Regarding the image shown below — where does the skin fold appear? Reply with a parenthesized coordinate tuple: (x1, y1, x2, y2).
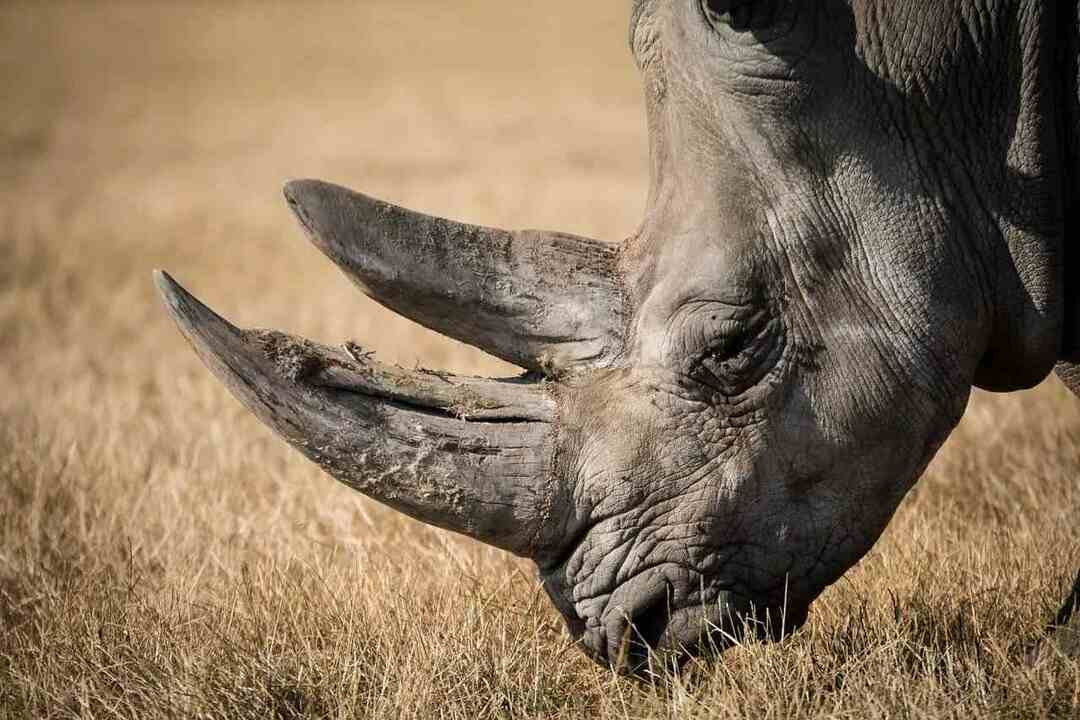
(157, 1, 1080, 675)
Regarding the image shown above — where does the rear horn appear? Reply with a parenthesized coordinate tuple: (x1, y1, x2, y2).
(283, 179, 625, 376)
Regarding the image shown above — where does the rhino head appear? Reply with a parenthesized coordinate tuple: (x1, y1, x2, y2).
(157, 1, 1079, 673)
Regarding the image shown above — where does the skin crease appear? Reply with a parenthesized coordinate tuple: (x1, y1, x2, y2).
(157, 0, 1077, 676)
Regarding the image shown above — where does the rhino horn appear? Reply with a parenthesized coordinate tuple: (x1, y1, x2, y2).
(282, 179, 625, 376)
(154, 270, 558, 558)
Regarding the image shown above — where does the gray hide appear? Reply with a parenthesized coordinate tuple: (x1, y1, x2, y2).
(157, 0, 1080, 674)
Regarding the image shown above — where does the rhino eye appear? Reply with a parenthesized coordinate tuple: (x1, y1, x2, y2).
(701, 0, 755, 30)
(700, 0, 784, 32)
(688, 316, 780, 397)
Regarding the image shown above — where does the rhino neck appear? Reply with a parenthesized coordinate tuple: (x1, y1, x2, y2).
(917, 0, 1066, 392)
(950, 0, 1065, 391)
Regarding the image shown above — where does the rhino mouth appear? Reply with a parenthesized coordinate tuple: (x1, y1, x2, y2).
(582, 588, 809, 675)
(542, 550, 810, 674)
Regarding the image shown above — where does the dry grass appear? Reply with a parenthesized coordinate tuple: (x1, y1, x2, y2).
(1, 1, 1078, 717)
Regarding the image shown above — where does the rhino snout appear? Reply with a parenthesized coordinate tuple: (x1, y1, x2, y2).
(578, 586, 808, 676)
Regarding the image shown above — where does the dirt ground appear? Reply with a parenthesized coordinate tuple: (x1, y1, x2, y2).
(1, 2, 1078, 717)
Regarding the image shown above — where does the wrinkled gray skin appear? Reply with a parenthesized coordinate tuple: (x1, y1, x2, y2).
(157, 1, 1080, 674)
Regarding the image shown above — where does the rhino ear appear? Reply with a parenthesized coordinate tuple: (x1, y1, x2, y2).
(1055, 5, 1080, 395)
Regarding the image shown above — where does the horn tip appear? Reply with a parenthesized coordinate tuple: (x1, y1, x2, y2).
(282, 178, 340, 209)
(153, 269, 241, 344)
(282, 179, 337, 248)
(282, 178, 312, 203)
(153, 268, 186, 316)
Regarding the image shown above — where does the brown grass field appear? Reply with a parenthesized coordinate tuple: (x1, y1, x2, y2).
(1, 2, 1079, 717)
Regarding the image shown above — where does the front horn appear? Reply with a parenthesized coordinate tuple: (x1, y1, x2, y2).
(154, 271, 562, 559)
(283, 179, 625, 376)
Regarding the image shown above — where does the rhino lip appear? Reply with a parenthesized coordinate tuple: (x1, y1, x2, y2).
(578, 575, 809, 674)
(606, 599, 806, 675)
(593, 595, 748, 675)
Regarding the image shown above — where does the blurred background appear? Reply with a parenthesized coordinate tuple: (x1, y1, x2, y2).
(2, 0, 645, 372)
(1, 2, 1077, 716)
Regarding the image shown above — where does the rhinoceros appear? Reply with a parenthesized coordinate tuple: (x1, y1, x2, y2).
(156, 0, 1080, 673)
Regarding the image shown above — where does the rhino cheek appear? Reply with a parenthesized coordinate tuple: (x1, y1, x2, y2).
(755, 351, 972, 601)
